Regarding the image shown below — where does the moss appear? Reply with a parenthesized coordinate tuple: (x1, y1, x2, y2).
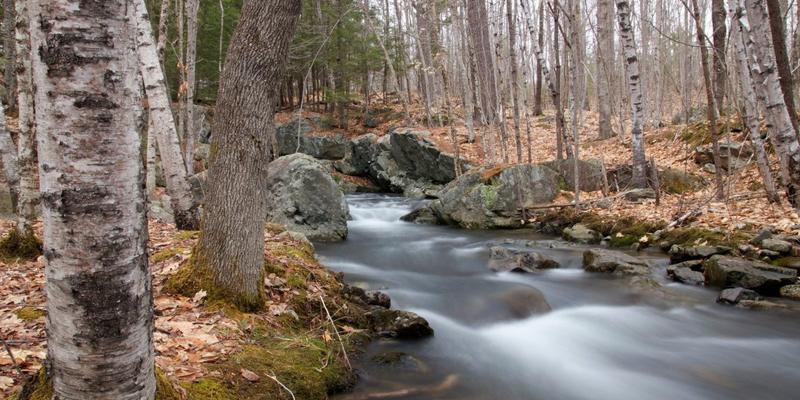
(155, 368, 181, 400)
(163, 250, 265, 313)
(15, 369, 51, 400)
(0, 228, 42, 261)
(480, 184, 499, 209)
(175, 230, 200, 241)
(772, 257, 800, 268)
(609, 234, 639, 248)
(661, 227, 750, 248)
(180, 379, 236, 400)
(151, 247, 188, 263)
(14, 306, 45, 322)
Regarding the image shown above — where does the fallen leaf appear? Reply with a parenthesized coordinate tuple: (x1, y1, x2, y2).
(240, 368, 260, 382)
(192, 290, 207, 304)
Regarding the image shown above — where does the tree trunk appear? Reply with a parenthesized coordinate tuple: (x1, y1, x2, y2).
(467, 0, 500, 155)
(184, 0, 199, 175)
(193, 0, 301, 311)
(616, 0, 648, 188)
(532, 0, 544, 116)
(29, 0, 155, 398)
(597, 0, 615, 138)
(691, 0, 726, 199)
(764, 0, 799, 135)
(157, 0, 170, 64)
(134, 0, 200, 230)
(13, 0, 37, 235)
(0, 100, 19, 212)
(431, 0, 462, 176)
(729, 0, 780, 202)
(507, 0, 522, 163)
(711, 0, 728, 113)
(3, 0, 15, 111)
(740, 0, 800, 207)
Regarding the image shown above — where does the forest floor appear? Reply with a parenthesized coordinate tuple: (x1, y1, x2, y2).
(0, 220, 366, 399)
(278, 93, 800, 235)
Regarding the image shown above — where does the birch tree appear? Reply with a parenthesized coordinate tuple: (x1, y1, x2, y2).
(29, 0, 156, 398)
(739, 0, 800, 207)
(190, 0, 301, 310)
(616, 0, 648, 188)
(3, 0, 14, 111)
(507, 0, 523, 162)
(185, 0, 200, 175)
(597, 0, 615, 138)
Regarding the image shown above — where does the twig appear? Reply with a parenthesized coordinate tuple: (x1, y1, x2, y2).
(1, 338, 23, 376)
(266, 372, 296, 400)
(319, 295, 351, 370)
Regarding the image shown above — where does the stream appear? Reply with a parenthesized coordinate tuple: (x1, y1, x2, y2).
(316, 194, 800, 400)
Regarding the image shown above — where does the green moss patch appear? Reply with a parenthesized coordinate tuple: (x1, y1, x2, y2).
(14, 306, 45, 322)
(535, 208, 666, 246)
(0, 228, 42, 261)
(14, 369, 51, 400)
(660, 227, 750, 249)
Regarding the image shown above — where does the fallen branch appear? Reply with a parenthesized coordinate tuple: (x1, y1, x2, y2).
(319, 294, 351, 370)
(266, 372, 296, 400)
(1, 338, 23, 376)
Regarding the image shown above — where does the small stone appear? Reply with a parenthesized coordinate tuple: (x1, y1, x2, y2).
(702, 163, 717, 174)
(624, 188, 657, 202)
(240, 369, 260, 382)
(717, 287, 761, 305)
(563, 224, 602, 244)
(365, 291, 391, 308)
(489, 246, 560, 272)
(749, 228, 774, 246)
(666, 265, 705, 285)
(760, 238, 793, 254)
(758, 249, 781, 259)
(779, 285, 800, 301)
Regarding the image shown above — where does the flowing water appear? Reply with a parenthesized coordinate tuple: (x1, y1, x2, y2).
(316, 194, 800, 400)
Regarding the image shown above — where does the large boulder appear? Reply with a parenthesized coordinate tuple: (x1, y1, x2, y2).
(693, 141, 753, 171)
(389, 128, 469, 184)
(496, 286, 552, 318)
(582, 249, 651, 276)
(367, 308, 434, 339)
(542, 158, 605, 192)
(703, 255, 797, 295)
(266, 154, 349, 241)
(275, 119, 348, 160)
(406, 165, 560, 229)
(489, 246, 560, 273)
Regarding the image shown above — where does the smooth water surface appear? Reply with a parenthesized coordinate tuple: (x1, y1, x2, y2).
(316, 194, 800, 400)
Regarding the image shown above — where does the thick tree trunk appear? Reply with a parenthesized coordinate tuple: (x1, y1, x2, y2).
(13, 0, 37, 235)
(764, 0, 799, 135)
(729, 0, 779, 202)
(507, 0, 523, 163)
(597, 0, 615, 138)
(533, 0, 544, 116)
(29, 1, 155, 398)
(184, 0, 199, 175)
(691, 0, 726, 199)
(3, 0, 15, 111)
(740, 0, 800, 207)
(616, 0, 648, 188)
(466, 0, 500, 134)
(134, 0, 200, 230)
(193, 0, 301, 310)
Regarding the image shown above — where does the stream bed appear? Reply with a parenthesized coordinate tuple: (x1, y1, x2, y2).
(316, 194, 800, 400)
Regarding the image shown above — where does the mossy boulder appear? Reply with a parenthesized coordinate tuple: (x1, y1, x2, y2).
(404, 164, 560, 229)
(542, 158, 606, 192)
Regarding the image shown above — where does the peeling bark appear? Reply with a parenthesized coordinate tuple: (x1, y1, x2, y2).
(134, 0, 200, 230)
(29, 0, 155, 398)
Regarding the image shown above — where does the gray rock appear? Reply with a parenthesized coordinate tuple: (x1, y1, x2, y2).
(760, 238, 793, 254)
(367, 308, 434, 339)
(408, 165, 560, 229)
(489, 246, 560, 273)
(275, 119, 348, 160)
(624, 188, 657, 201)
(717, 287, 762, 305)
(266, 154, 349, 241)
(702, 163, 717, 174)
(666, 266, 705, 285)
(400, 206, 440, 225)
(703, 255, 797, 295)
(496, 286, 552, 318)
(389, 128, 470, 184)
(758, 249, 781, 259)
(542, 158, 605, 192)
(275, 230, 315, 251)
(365, 291, 391, 308)
(187, 171, 207, 205)
(563, 224, 602, 244)
(779, 285, 800, 301)
(583, 249, 651, 276)
(669, 244, 731, 263)
(749, 228, 774, 246)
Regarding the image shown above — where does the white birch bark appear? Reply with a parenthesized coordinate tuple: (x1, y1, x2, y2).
(13, 0, 37, 234)
(739, 0, 800, 207)
(0, 101, 19, 212)
(185, 0, 199, 175)
(134, 0, 200, 229)
(616, 0, 648, 188)
(29, 0, 155, 398)
(729, 0, 779, 202)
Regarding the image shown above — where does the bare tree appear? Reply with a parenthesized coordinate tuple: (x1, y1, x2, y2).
(30, 0, 155, 398)
(135, 0, 200, 230)
(185, 0, 200, 175)
(764, 0, 799, 134)
(616, 0, 648, 188)
(711, 0, 727, 112)
(739, 0, 800, 207)
(3, 0, 14, 111)
(598, 0, 615, 138)
(507, 0, 523, 162)
(192, 0, 301, 310)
